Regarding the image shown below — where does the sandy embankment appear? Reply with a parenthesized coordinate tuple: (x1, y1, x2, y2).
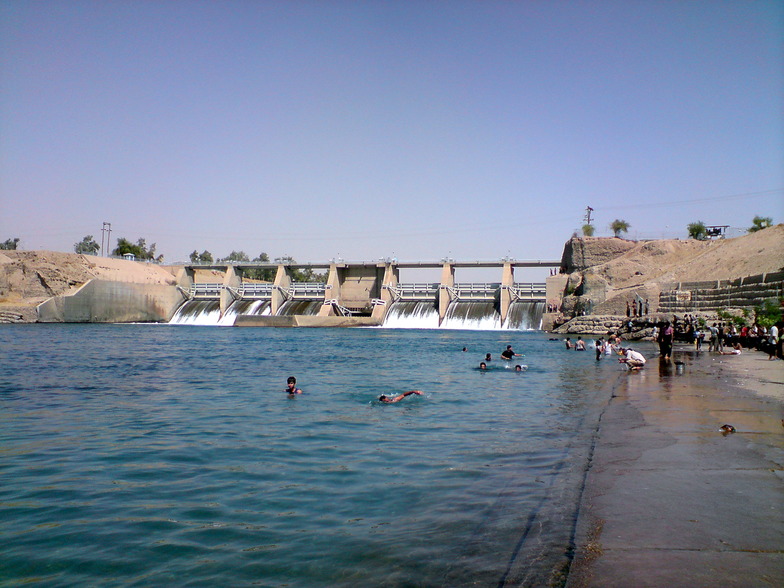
(0, 252, 180, 321)
(567, 347, 784, 587)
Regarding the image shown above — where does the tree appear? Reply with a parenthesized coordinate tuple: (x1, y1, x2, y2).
(0, 237, 20, 250)
(247, 252, 275, 281)
(687, 221, 707, 241)
(753, 298, 783, 328)
(581, 224, 595, 237)
(74, 235, 100, 255)
(274, 255, 327, 282)
(748, 215, 773, 233)
(112, 237, 163, 262)
(189, 250, 213, 263)
(219, 251, 249, 263)
(610, 219, 630, 238)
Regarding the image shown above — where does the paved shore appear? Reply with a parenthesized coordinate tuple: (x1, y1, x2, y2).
(567, 346, 784, 587)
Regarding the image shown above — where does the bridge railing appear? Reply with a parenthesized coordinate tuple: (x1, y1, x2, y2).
(508, 283, 547, 299)
(240, 283, 275, 298)
(388, 283, 440, 300)
(290, 282, 326, 298)
(452, 282, 502, 299)
(191, 283, 224, 298)
(189, 281, 327, 300)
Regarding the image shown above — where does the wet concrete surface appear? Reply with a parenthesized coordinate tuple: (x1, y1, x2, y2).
(567, 347, 784, 587)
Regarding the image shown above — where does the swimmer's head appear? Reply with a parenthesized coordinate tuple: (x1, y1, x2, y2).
(515, 364, 522, 371)
(479, 362, 487, 369)
(378, 395, 388, 401)
(287, 376, 296, 385)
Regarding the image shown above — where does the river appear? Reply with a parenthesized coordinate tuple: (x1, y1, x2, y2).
(0, 324, 637, 586)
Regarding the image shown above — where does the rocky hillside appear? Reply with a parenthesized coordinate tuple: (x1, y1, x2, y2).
(557, 224, 784, 317)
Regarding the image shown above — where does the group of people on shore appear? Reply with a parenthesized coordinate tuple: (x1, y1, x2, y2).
(562, 315, 781, 372)
(660, 315, 782, 359)
(563, 333, 647, 370)
(657, 316, 782, 360)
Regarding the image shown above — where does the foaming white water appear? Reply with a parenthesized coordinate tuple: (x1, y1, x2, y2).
(441, 312, 503, 330)
(218, 300, 270, 326)
(383, 301, 543, 330)
(170, 300, 222, 325)
(169, 300, 270, 326)
(383, 301, 439, 329)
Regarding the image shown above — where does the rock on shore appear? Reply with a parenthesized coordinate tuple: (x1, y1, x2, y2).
(552, 225, 784, 334)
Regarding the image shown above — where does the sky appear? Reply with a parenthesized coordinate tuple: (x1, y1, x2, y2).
(1, 0, 782, 277)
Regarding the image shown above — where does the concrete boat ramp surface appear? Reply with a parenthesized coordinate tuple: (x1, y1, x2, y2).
(567, 348, 783, 587)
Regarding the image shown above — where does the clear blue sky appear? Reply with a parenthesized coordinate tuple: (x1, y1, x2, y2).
(1, 0, 782, 268)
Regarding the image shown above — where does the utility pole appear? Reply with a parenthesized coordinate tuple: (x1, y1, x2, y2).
(101, 222, 112, 256)
(583, 206, 593, 226)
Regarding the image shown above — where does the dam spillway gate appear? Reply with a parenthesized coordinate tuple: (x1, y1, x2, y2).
(170, 259, 558, 328)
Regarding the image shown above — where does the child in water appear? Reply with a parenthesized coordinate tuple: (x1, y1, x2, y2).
(286, 376, 303, 395)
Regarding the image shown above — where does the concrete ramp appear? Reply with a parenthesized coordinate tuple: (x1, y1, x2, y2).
(234, 315, 381, 328)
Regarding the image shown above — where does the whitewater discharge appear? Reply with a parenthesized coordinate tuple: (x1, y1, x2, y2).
(169, 299, 270, 326)
(171, 298, 544, 330)
(383, 300, 544, 330)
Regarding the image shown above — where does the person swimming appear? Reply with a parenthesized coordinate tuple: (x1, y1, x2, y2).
(378, 390, 423, 403)
(501, 345, 521, 360)
(286, 376, 303, 395)
(478, 362, 488, 370)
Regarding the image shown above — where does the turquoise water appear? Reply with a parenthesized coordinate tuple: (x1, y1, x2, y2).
(0, 325, 629, 586)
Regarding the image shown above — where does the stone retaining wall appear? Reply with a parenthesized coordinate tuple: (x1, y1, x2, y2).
(658, 271, 784, 313)
(552, 315, 658, 339)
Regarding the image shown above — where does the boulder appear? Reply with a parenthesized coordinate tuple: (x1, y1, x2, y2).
(560, 237, 636, 273)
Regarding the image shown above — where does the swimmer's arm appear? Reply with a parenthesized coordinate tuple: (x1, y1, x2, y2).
(396, 390, 423, 401)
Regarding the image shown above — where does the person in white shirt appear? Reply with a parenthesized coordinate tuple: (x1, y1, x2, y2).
(769, 325, 779, 360)
(618, 347, 646, 370)
(720, 342, 742, 355)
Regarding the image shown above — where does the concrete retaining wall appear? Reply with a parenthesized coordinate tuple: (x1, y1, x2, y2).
(37, 279, 184, 323)
(235, 315, 382, 328)
(658, 271, 784, 313)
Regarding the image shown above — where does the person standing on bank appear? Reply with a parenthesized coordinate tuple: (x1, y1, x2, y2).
(658, 321, 674, 360)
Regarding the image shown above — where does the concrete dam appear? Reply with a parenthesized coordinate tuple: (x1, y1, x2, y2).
(169, 259, 558, 329)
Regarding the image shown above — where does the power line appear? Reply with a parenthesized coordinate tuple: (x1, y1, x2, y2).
(591, 188, 782, 212)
